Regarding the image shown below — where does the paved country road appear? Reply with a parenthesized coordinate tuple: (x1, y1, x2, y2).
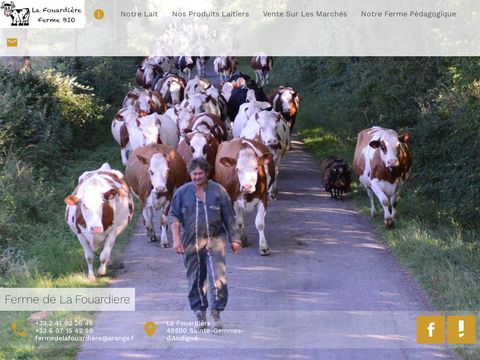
(77, 135, 457, 360)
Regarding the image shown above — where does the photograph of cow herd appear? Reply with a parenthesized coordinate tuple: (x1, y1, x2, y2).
(64, 56, 412, 282)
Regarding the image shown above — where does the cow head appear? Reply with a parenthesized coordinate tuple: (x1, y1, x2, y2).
(142, 65, 155, 88)
(64, 180, 118, 234)
(369, 131, 412, 170)
(220, 147, 273, 194)
(277, 88, 298, 115)
(167, 76, 185, 105)
(254, 111, 280, 147)
(136, 113, 162, 146)
(1, 2, 14, 15)
(177, 104, 195, 137)
(185, 76, 203, 96)
(123, 90, 140, 108)
(186, 132, 217, 160)
(137, 152, 171, 208)
(133, 90, 153, 117)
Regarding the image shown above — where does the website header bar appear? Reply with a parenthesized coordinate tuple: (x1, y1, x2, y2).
(0, 0, 478, 56)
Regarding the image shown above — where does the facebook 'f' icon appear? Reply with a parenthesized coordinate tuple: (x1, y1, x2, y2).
(417, 316, 445, 344)
(427, 322, 435, 337)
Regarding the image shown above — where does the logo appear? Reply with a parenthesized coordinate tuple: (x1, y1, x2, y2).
(1, 1, 30, 26)
(416, 315, 445, 344)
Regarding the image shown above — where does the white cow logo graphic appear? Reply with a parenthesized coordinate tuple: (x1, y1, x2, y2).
(1, 1, 30, 26)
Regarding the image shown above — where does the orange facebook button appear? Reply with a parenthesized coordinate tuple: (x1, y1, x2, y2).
(6, 38, 18, 47)
(416, 315, 445, 344)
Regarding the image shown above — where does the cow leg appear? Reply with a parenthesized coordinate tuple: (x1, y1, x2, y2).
(120, 147, 128, 166)
(159, 210, 170, 248)
(233, 202, 248, 246)
(254, 70, 260, 86)
(367, 187, 377, 217)
(225, 118, 233, 140)
(143, 205, 157, 241)
(370, 183, 395, 228)
(388, 194, 398, 226)
(77, 234, 95, 282)
(256, 201, 269, 255)
(268, 171, 279, 200)
(98, 231, 116, 276)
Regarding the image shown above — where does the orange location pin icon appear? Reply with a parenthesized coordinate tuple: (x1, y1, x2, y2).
(144, 321, 156, 337)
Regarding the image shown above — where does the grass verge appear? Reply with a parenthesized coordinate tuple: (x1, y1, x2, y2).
(296, 116, 480, 359)
(0, 142, 136, 360)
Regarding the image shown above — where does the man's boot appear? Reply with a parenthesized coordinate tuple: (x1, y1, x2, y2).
(195, 310, 207, 330)
(211, 309, 222, 329)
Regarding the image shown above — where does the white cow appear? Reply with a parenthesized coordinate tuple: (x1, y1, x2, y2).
(215, 139, 275, 255)
(353, 126, 413, 228)
(65, 163, 133, 282)
(185, 76, 213, 97)
(137, 113, 180, 149)
(125, 144, 189, 246)
(111, 106, 139, 165)
(237, 110, 290, 199)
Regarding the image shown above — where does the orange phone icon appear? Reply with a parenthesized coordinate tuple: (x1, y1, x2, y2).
(10, 322, 27, 337)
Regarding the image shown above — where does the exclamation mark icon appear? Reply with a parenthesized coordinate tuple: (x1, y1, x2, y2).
(458, 320, 464, 338)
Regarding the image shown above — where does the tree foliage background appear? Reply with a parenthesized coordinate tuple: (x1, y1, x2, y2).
(0, 57, 139, 276)
(273, 57, 479, 228)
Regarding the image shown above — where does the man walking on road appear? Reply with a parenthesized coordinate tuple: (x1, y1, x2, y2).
(169, 158, 241, 329)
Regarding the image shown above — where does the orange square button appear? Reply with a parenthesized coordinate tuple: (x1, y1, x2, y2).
(447, 316, 476, 344)
(6, 38, 18, 47)
(416, 315, 445, 344)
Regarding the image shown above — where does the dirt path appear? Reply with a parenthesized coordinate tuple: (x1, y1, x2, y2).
(77, 135, 457, 360)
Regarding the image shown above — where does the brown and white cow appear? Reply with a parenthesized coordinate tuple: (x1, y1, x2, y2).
(269, 86, 300, 132)
(185, 76, 213, 97)
(153, 74, 186, 107)
(122, 89, 167, 116)
(250, 56, 273, 87)
(353, 126, 413, 228)
(111, 106, 139, 165)
(65, 163, 133, 282)
(235, 109, 290, 199)
(112, 107, 179, 165)
(125, 144, 189, 246)
(185, 113, 227, 142)
(213, 56, 236, 84)
(175, 56, 196, 81)
(215, 138, 275, 255)
(177, 131, 220, 178)
(136, 56, 168, 89)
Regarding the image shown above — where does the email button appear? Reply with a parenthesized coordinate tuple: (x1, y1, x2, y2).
(7, 38, 18, 47)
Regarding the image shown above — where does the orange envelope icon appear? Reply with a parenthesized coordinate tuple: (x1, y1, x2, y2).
(7, 38, 18, 47)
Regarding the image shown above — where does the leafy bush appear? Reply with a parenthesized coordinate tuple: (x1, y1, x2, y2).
(0, 68, 105, 172)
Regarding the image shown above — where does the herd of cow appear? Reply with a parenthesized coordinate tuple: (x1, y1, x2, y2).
(64, 56, 413, 282)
